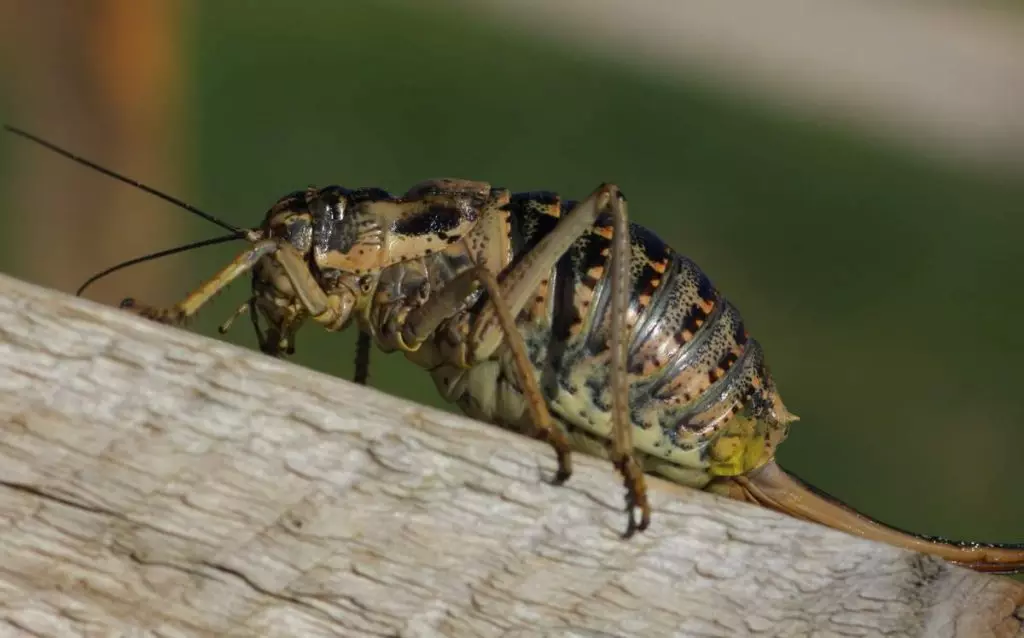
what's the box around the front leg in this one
[122,240,279,325]
[125,242,357,357]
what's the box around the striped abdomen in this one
[443,190,797,488]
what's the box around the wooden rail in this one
[0,273,1021,637]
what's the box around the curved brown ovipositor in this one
[710,460,1024,574]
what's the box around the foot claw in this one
[120,298,184,326]
[533,427,573,486]
[551,466,571,486]
[551,449,572,485]
[615,455,650,539]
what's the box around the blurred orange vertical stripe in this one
[4,0,191,305]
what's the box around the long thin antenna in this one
[76,233,242,297]
[4,124,245,236]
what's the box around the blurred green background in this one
[2,1,1021,556]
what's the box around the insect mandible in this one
[8,124,1023,574]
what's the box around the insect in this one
[8,124,1023,573]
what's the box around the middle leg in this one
[465,184,648,536]
[399,264,574,485]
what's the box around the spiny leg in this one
[468,184,649,536]
[127,240,354,356]
[401,265,573,484]
[603,190,648,536]
[122,240,278,325]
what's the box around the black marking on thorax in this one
[392,203,466,238]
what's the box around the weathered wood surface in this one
[0,271,1021,638]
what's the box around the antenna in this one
[4,124,259,295]
[4,124,246,236]
[75,233,243,297]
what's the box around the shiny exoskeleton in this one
[253,183,795,491]
[128,178,796,537]
[8,123,1023,574]
[119,179,1024,573]
[418,189,795,491]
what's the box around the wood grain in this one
[0,273,1021,637]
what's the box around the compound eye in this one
[285,217,313,252]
